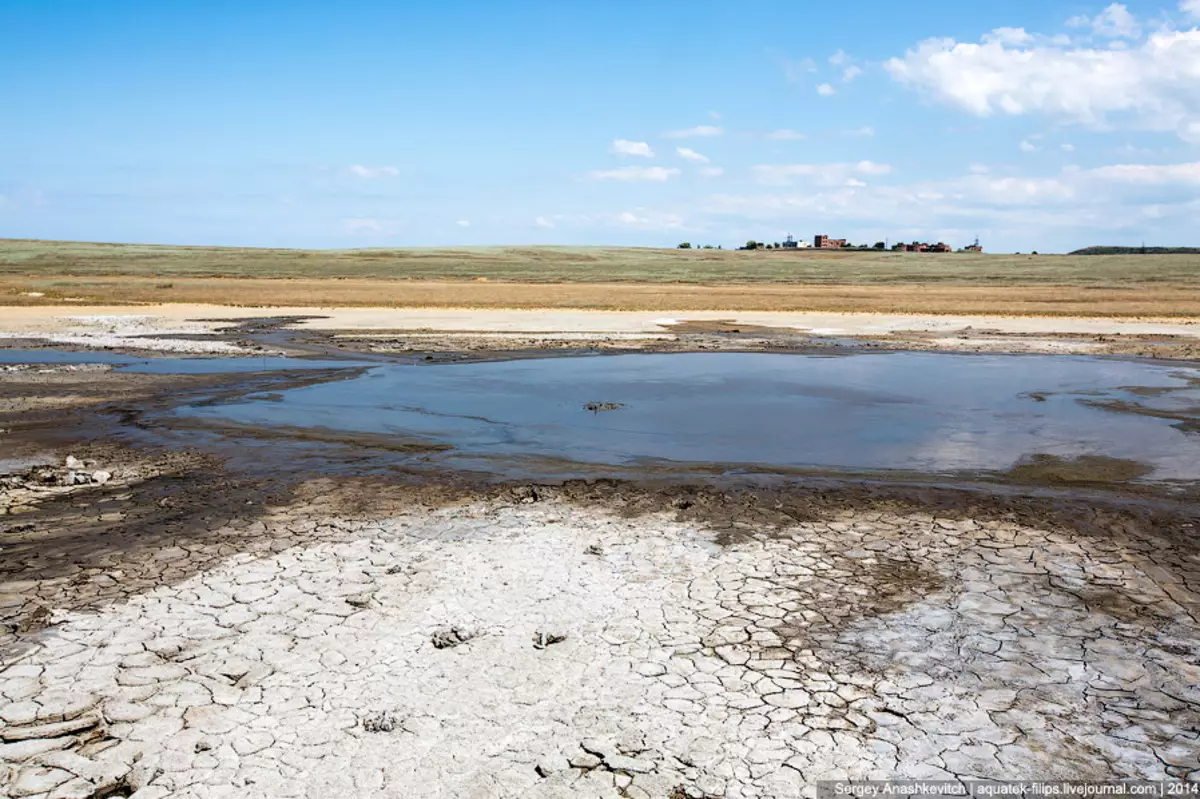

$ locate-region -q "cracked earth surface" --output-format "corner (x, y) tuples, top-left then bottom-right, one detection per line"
(2, 495), (1199, 798)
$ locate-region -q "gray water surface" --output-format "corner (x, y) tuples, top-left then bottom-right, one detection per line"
(0, 349), (368, 374)
(174, 352), (1200, 480)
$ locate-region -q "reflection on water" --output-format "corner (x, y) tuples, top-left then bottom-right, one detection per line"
(171, 352), (1200, 480)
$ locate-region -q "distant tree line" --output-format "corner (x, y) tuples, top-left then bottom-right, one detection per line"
(1070, 246), (1200, 255)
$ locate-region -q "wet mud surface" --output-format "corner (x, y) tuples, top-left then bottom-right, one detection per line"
(2, 328), (1200, 797)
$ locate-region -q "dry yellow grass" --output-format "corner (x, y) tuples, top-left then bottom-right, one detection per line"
(2, 239), (1198, 316)
(2, 275), (1198, 317)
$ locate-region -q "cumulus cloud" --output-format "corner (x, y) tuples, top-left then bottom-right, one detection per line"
(816, 83), (836, 96)
(456, 220), (471, 227)
(703, 159), (1200, 242)
(885, 14), (1200, 141)
(535, 216), (554, 228)
(346, 165), (399, 179)
(845, 126), (875, 137)
(1069, 3), (1140, 38)
(663, 125), (723, 138)
(1184, 1), (1200, 21)
(588, 166), (680, 182)
(766, 129), (806, 140)
(753, 160), (892, 186)
(1020, 139), (1040, 152)
(842, 65), (864, 82)
(676, 147), (710, 163)
(610, 139), (654, 157)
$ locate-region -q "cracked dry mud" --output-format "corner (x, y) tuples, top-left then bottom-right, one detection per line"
(3, 493), (1199, 798)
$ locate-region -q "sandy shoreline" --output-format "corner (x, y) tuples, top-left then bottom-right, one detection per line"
(1, 304), (1199, 359)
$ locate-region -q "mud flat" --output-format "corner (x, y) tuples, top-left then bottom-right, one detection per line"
(2, 306), (1200, 359)
(2, 348), (1200, 797)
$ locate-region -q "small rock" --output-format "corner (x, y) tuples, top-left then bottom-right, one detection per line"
(532, 631), (567, 650)
(65, 456), (84, 470)
(583, 402), (625, 413)
(584, 544), (603, 556)
(345, 590), (375, 608)
(91, 471), (112, 485)
(431, 627), (474, 649)
(361, 711), (400, 733)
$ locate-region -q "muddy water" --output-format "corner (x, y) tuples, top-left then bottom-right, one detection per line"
(160, 351), (1200, 481)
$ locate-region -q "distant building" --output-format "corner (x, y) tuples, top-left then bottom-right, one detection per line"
(893, 240), (950, 253)
(963, 236), (983, 253)
(814, 234), (847, 249)
(780, 234), (811, 249)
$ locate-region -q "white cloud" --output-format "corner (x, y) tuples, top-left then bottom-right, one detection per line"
(766, 129), (806, 140)
(693, 158), (1200, 250)
(1020, 139), (1039, 152)
(609, 139), (654, 158)
(456, 219), (471, 227)
(700, 167), (725, 178)
(1086, 160), (1200, 183)
(753, 160), (892, 186)
(1083, 3), (1141, 38)
(346, 165), (399, 179)
(983, 27), (1035, 46)
(676, 147), (710, 163)
(1184, 1), (1200, 21)
(816, 83), (836, 97)
(842, 65), (863, 82)
(535, 216), (554, 229)
(612, 210), (689, 230)
(663, 125), (723, 138)
(587, 166), (681, 182)
(845, 126), (875, 137)
(885, 21), (1200, 141)
(830, 49), (849, 66)
(856, 160), (893, 175)
(1062, 143), (1076, 151)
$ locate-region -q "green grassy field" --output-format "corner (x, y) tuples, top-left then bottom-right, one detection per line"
(3, 239), (1199, 286)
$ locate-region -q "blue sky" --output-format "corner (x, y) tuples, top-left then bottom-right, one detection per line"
(2, 0), (1199, 252)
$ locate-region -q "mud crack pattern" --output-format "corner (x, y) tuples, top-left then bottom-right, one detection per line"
(2, 500), (1199, 798)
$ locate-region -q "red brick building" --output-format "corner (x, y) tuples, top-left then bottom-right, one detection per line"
(814, 235), (847, 249)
